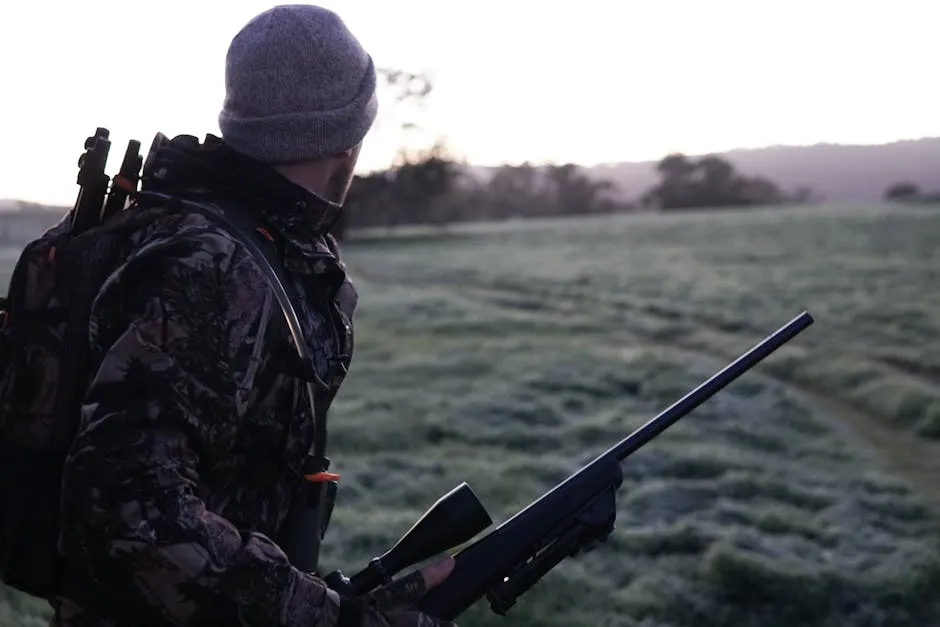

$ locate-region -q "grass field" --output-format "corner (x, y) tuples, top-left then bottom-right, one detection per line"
(3, 203), (940, 626)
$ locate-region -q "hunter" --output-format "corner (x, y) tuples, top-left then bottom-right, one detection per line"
(56, 5), (455, 627)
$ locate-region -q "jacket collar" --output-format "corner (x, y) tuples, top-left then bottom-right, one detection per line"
(140, 133), (344, 260)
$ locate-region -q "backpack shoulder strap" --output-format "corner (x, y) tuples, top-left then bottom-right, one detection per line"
(137, 191), (323, 388)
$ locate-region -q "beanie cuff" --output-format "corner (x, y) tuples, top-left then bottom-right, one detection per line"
(219, 58), (378, 164)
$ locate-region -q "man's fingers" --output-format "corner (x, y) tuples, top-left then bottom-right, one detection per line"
(421, 556), (455, 590)
(367, 556), (455, 612)
(368, 569), (427, 611)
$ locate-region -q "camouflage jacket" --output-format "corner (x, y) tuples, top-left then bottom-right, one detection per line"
(55, 137), (359, 627)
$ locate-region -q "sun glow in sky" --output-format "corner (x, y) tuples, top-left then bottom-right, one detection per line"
(0, 0), (935, 205)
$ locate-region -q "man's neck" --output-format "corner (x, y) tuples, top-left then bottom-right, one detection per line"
(273, 162), (335, 202)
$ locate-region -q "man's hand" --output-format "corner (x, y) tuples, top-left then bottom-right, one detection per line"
(362, 556), (457, 626)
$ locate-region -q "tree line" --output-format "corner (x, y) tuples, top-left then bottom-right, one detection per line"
(335, 149), (817, 239)
(883, 181), (940, 204)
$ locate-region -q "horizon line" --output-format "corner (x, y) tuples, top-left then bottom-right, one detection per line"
(2, 134), (937, 209)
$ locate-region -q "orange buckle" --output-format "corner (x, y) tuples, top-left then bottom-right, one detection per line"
(113, 174), (137, 192)
(304, 471), (340, 483)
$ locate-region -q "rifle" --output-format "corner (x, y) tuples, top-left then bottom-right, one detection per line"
(323, 310), (814, 620)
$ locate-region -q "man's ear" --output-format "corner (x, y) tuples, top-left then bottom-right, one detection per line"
(336, 142), (363, 160)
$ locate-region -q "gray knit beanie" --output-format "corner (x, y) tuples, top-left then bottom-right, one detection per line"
(218, 4), (378, 164)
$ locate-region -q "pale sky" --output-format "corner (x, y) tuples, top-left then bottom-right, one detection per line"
(0, 0), (935, 206)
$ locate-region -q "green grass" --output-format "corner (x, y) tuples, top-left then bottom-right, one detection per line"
(3, 203), (940, 626)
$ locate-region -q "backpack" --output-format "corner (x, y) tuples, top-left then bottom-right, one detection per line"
(0, 128), (337, 600)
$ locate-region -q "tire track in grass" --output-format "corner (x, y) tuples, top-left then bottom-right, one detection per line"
(650, 342), (940, 517)
(791, 386), (940, 514)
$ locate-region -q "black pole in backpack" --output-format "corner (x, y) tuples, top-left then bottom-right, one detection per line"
(101, 140), (143, 222)
(70, 128), (112, 236)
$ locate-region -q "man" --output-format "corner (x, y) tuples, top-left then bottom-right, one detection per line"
(55, 5), (455, 627)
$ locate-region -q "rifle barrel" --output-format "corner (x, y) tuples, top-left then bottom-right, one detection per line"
(609, 310), (813, 462)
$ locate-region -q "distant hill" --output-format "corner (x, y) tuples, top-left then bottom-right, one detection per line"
(585, 138), (940, 203)
(0, 199), (68, 214)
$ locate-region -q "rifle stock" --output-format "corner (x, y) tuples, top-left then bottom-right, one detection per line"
(329, 313), (814, 620)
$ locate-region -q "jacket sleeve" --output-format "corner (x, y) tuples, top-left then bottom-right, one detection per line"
(59, 228), (344, 627)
